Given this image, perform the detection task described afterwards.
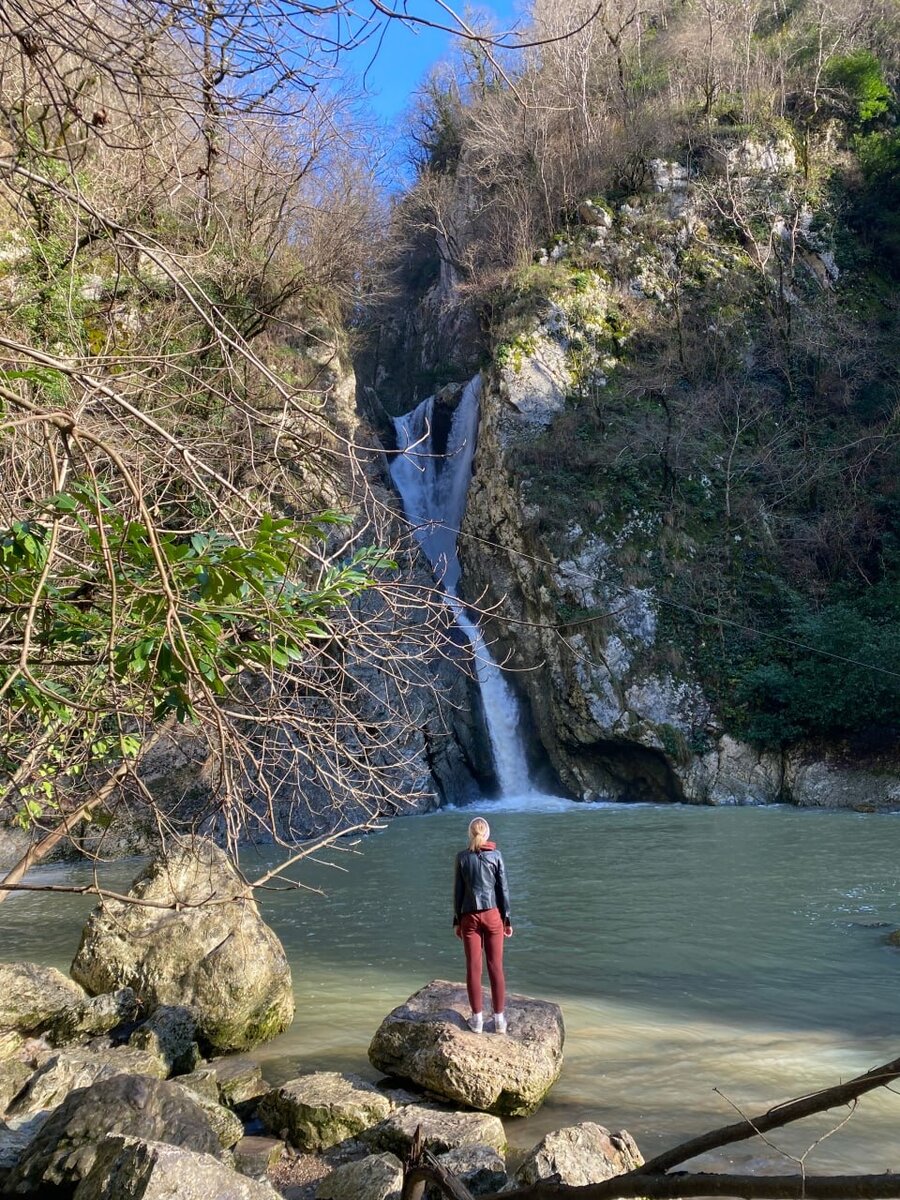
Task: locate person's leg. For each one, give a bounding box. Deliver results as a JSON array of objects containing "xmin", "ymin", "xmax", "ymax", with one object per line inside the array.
[
  {"xmin": 460, "ymin": 914, "xmax": 484, "ymax": 1016},
  {"xmin": 482, "ymin": 909, "xmax": 506, "ymax": 1017}
]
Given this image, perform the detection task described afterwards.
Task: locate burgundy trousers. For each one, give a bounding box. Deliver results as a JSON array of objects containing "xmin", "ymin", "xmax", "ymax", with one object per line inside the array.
[{"xmin": 459, "ymin": 907, "xmax": 505, "ymax": 1014}]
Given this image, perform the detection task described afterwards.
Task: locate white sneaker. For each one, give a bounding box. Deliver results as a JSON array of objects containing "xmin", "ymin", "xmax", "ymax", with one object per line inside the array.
[
  {"xmin": 467, "ymin": 1012, "xmax": 483, "ymax": 1034},
  {"xmin": 493, "ymin": 1012, "xmax": 507, "ymax": 1034}
]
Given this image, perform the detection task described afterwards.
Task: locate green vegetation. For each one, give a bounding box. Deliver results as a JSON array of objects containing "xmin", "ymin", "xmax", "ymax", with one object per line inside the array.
[
  {"xmin": 0, "ymin": 0, "xmax": 435, "ymax": 882},
  {"xmin": 385, "ymin": 0, "xmax": 900, "ymax": 754}
]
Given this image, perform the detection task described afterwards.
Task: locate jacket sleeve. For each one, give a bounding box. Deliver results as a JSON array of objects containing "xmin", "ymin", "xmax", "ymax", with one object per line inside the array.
[
  {"xmin": 453, "ymin": 853, "xmax": 464, "ymax": 926},
  {"xmin": 495, "ymin": 852, "xmax": 511, "ymax": 925}
]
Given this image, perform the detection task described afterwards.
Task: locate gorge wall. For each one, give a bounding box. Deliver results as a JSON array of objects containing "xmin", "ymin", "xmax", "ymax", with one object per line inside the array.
[{"xmin": 369, "ymin": 134, "xmax": 900, "ymax": 809}]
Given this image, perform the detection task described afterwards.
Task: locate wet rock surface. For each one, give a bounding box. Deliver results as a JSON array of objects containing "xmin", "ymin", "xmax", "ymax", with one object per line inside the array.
[
  {"xmin": 70, "ymin": 839, "xmax": 295, "ymax": 1053},
  {"xmin": 368, "ymin": 980, "xmax": 564, "ymax": 1116}
]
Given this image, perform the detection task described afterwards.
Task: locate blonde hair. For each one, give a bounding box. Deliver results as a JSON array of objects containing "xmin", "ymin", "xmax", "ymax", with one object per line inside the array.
[{"xmin": 467, "ymin": 817, "xmax": 490, "ymax": 851}]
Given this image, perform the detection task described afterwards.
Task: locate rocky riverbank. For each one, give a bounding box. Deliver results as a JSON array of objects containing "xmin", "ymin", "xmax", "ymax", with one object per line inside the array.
[{"xmin": 0, "ymin": 841, "xmax": 642, "ymax": 1199}]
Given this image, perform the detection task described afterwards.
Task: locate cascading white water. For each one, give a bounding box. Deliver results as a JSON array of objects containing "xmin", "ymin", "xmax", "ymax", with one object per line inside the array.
[{"xmin": 390, "ymin": 376, "xmax": 531, "ymax": 797}]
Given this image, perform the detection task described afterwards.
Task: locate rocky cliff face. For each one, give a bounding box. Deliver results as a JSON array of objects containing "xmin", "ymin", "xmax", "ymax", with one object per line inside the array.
[
  {"xmin": 456, "ymin": 143, "xmax": 900, "ymax": 809},
  {"xmin": 462, "ymin": 361, "xmax": 900, "ymax": 808}
]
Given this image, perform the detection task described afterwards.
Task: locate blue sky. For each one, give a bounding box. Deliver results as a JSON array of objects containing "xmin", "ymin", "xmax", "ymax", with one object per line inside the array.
[{"xmin": 344, "ymin": 0, "xmax": 525, "ymax": 124}]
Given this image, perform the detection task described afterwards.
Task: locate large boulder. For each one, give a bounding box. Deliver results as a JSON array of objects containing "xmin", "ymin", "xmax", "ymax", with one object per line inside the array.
[
  {"xmin": 361, "ymin": 1103, "xmax": 506, "ymax": 1157},
  {"xmin": 70, "ymin": 839, "xmax": 294, "ymax": 1053},
  {"xmin": 258, "ymin": 1072, "xmax": 393, "ymax": 1151},
  {"xmin": 6, "ymin": 1073, "xmax": 222, "ymax": 1193},
  {"xmin": 368, "ymin": 980, "xmax": 564, "ymax": 1117},
  {"xmin": 73, "ymin": 1135, "xmax": 282, "ymax": 1200},
  {"xmin": 8, "ymin": 1046, "xmax": 167, "ymax": 1116},
  {"xmin": 515, "ymin": 1122, "xmax": 643, "ymax": 1187},
  {"xmin": 0, "ymin": 963, "xmax": 86, "ymax": 1035},
  {"xmin": 316, "ymin": 1152, "xmax": 403, "ymax": 1200}
]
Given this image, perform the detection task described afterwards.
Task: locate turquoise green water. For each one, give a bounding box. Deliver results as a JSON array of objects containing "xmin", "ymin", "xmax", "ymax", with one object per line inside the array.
[{"xmin": 2, "ymin": 799, "xmax": 899, "ymax": 1173}]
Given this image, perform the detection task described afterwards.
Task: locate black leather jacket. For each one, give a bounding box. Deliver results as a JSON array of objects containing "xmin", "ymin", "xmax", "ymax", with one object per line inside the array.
[{"xmin": 453, "ymin": 846, "xmax": 511, "ymax": 926}]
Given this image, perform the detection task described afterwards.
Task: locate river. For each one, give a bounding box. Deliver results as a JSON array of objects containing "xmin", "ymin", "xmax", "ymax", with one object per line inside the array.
[{"xmin": 3, "ymin": 796, "xmax": 898, "ymax": 1174}]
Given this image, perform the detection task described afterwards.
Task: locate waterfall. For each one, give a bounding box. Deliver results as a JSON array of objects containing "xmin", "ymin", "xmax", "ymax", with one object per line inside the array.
[{"xmin": 390, "ymin": 376, "xmax": 531, "ymax": 797}]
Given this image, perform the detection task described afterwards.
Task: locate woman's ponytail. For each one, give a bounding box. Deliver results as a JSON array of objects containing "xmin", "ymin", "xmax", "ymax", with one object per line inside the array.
[{"xmin": 467, "ymin": 817, "xmax": 490, "ymax": 851}]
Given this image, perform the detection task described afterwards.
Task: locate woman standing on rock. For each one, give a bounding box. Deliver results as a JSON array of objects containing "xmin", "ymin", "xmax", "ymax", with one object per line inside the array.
[{"xmin": 453, "ymin": 817, "xmax": 513, "ymax": 1034}]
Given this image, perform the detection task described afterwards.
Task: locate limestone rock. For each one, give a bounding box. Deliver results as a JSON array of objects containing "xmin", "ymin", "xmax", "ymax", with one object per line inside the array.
[
  {"xmin": 47, "ymin": 989, "xmax": 138, "ymax": 1047},
  {"xmin": 207, "ymin": 1056, "xmax": 268, "ymax": 1108},
  {"xmin": 72, "ymin": 1134, "xmax": 282, "ymax": 1199},
  {"xmin": 258, "ymin": 1072, "xmax": 393, "ymax": 1151},
  {"xmin": 427, "ymin": 1144, "xmax": 508, "ymax": 1197},
  {"xmin": 233, "ymin": 1135, "xmax": 284, "ymax": 1179},
  {"xmin": 8, "ymin": 1045, "xmax": 167, "ymax": 1116},
  {"xmin": 172, "ymin": 1077, "xmax": 244, "ymax": 1148},
  {"xmin": 8, "ymin": 1074, "xmax": 222, "ymax": 1193},
  {"xmin": 515, "ymin": 1122, "xmax": 643, "ymax": 1187},
  {"xmin": 316, "ymin": 1151, "xmax": 403, "ymax": 1200},
  {"xmin": 0, "ymin": 1113, "xmax": 50, "ymax": 1182},
  {"xmin": 368, "ymin": 980, "xmax": 564, "ymax": 1117},
  {"xmin": 70, "ymin": 839, "xmax": 295, "ymax": 1053},
  {"xmin": 578, "ymin": 200, "xmax": 613, "ymax": 229},
  {"xmin": 788, "ymin": 757, "xmax": 900, "ymax": 811},
  {"xmin": 129, "ymin": 1004, "xmax": 201, "ymax": 1074},
  {"xmin": 0, "ymin": 1031, "xmax": 25, "ymax": 1063},
  {"xmin": 0, "ymin": 1059, "xmax": 33, "ymax": 1115},
  {"xmin": 361, "ymin": 1103, "xmax": 506, "ymax": 1157},
  {"xmin": 0, "ymin": 962, "xmax": 86, "ymax": 1035}
]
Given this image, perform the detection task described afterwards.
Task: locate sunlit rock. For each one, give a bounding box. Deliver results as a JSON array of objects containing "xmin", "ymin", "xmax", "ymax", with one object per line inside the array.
[
  {"xmin": 258, "ymin": 1072, "xmax": 394, "ymax": 1151},
  {"xmin": 73, "ymin": 1134, "xmax": 282, "ymax": 1200},
  {"xmin": 233, "ymin": 1135, "xmax": 284, "ymax": 1180},
  {"xmin": 361, "ymin": 1103, "xmax": 506, "ymax": 1157},
  {"xmin": 8, "ymin": 1074, "xmax": 221, "ymax": 1193},
  {"xmin": 368, "ymin": 980, "xmax": 564, "ymax": 1117},
  {"xmin": 70, "ymin": 839, "xmax": 294, "ymax": 1053},
  {"xmin": 8, "ymin": 1046, "xmax": 167, "ymax": 1116},
  {"xmin": 515, "ymin": 1122, "xmax": 643, "ymax": 1187},
  {"xmin": 0, "ymin": 962, "xmax": 86, "ymax": 1036},
  {"xmin": 171, "ymin": 1072, "xmax": 244, "ymax": 1149},
  {"xmin": 316, "ymin": 1151, "xmax": 403, "ymax": 1200}
]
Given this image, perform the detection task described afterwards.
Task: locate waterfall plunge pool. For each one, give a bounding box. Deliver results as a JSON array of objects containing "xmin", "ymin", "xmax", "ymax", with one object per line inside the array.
[{"xmin": 3, "ymin": 799, "xmax": 899, "ymax": 1175}]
